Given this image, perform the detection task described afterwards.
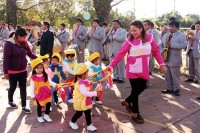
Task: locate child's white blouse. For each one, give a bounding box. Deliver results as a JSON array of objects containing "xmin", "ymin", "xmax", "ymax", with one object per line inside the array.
[{"xmin": 30, "ymin": 74, "xmax": 57, "ymax": 98}]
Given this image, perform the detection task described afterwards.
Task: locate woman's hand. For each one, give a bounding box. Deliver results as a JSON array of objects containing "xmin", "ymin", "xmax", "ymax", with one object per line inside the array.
[
  {"xmin": 107, "ymin": 66, "xmax": 113, "ymax": 72},
  {"xmin": 54, "ymin": 85, "xmax": 59, "ymax": 91},
  {"xmin": 4, "ymin": 74, "xmax": 9, "ymax": 80},
  {"xmin": 159, "ymin": 65, "xmax": 167, "ymax": 73}
]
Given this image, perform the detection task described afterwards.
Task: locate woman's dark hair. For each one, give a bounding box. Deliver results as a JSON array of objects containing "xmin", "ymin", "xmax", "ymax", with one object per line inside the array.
[
  {"xmin": 15, "ymin": 28, "xmax": 27, "ymax": 37},
  {"xmin": 129, "ymin": 20, "xmax": 146, "ymax": 42},
  {"xmin": 32, "ymin": 63, "xmax": 48, "ymax": 82}
]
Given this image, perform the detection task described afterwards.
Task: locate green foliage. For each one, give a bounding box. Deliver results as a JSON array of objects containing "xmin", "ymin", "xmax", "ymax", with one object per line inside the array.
[
  {"xmin": 0, "ymin": 0, "xmax": 199, "ymax": 29},
  {"xmin": 154, "ymin": 11, "xmax": 200, "ymax": 28},
  {"xmin": 110, "ymin": 9, "xmax": 135, "ymax": 29},
  {"xmin": 0, "ymin": 0, "xmax": 6, "ymax": 22},
  {"xmin": 181, "ymin": 14, "xmax": 200, "ymax": 27}
]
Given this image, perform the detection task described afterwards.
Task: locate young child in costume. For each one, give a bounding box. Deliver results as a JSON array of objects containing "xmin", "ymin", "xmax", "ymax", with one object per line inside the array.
[
  {"xmin": 38, "ymin": 54, "xmax": 52, "ymax": 111},
  {"xmin": 30, "ymin": 58, "xmax": 57, "ymax": 123},
  {"xmin": 62, "ymin": 49, "xmax": 77, "ymax": 103},
  {"xmin": 88, "ymin": 52, "xmax": 103, "ymax": 105},
  {"xmin": 49, "ymin": 53, "xmax": 66, "ymax": 105},
  {"xmin": 38, "ymin": 54, "xmax": 52, "ymax": 78},
  {"xmin": 69, "ymin": 63, "xmax": 100, "ymax": 131}
]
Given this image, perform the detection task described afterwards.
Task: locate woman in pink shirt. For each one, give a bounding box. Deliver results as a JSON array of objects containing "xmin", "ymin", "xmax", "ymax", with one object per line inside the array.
[{"xmin": 109, "ymin": 21, "xmax": 166, "ymax": 124}]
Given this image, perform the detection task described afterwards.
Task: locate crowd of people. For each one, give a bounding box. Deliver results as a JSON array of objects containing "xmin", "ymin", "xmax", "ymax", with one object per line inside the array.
[{"xmin": 1, "ymin": 16, "xmax": 200, "ymax": 131}]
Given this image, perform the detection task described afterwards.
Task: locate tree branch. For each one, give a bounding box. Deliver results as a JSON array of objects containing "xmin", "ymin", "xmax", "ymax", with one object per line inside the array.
[
  {"xmin": 111, "ymin": 0, "xmax": 126, "ymax": 7},
  {"xmin": 17, "ymin": 0, "xmax": 53, "ymax": 11}
]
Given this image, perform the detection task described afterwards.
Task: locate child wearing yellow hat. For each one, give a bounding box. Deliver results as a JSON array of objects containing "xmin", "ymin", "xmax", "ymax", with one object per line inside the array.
[
  {"xmin": 30, "ymin": 58, "xmax": 58, "ymax": 123},
  {"xmin": 88, "ymin": 52, "xmax": 103, "ymax": 105},
  {"xmin": 69, "ymin": 63, "xmax": 99, "ymax": 131},
  {"xmin": 49, "ymin": 53, "xmax": 66, "ymax": 105},
  {"xmin": 62, "ymin": 49, "xmax": 77, "ymax": 103},
  {"xmin": 38, "ymin": 54, "xmax": 52, "ymax": 79}
]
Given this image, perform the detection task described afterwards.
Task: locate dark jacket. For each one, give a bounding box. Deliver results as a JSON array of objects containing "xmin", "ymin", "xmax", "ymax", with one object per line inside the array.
[
  {"xmin": 3, "ymin": 37, "xmax": 37, "ymax": 74},
  {"xmin": 40, "ymin": 30, "xmax": 54, "ymax": 56}
]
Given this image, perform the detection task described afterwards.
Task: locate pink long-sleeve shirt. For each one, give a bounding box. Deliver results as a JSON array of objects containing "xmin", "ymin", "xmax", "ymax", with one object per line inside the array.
[{"xmin": 110, "ymin": 34, "xmax": 164, "ymax": 80}]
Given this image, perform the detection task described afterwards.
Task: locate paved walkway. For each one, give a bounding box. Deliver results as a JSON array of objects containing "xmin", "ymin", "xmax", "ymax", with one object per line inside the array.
[{"xmin": 0, "ymin": 47, "xmax": 200, "ymax": 133}]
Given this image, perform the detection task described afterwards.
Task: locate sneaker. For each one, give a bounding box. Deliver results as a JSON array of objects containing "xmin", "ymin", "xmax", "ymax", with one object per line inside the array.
[
  {"xmin": 95, "ymin": 100, "xmax": 103, "ymax": 105},
  {"xmin": 69, "ymin": 121, "xmax": 78, "ymax": 130},
  {"xmin": 22, "ymin": 107, "xmax": 32, "ymax": 114},
  {"xmin": 196, "ymin": 96, "xmax": 200, "ymax": 100},
  {"xmin": 87, "ymin": 123, "xmax": 97, "ymax": 131},
  {"xmin": 161, "ymin": 89, "xmax": 173, "ymax": 94},
  {"xmin": 194, "ymin": 80, "xmax": 199, "ymax": 84},
  {"xmin": 185, "ymin": 79, "xmax": 194, "ymax": 82},
  {"xmin": 174, "ymin": 90, "xmax": 180, "ymax": 96},
  {"xmin": 55, "ymin": 101, "xmax": 62, "ymax": 106},
  {"xmin": 68, "ymin": 98, "xmax": 74, "ymax": 103},
  {"xmin": 44, "ymin": 114, "xmax": 52, "ymax": 122},
  {"xmin": 113, "ymin": 79, "xmax": 118, "ymax": 82},
  {"xmin": 132, "ymin": 113, "xmax": 144, "ymax": 124},
  {"xmin": 8, "ymin": 102, "xmax": 18, "ymax": 109},
  {"xmin": 37, "ymin": 117, "xmax": 45, "ymax": 123},
  {"xmin": 117, "ymin": 80, "xmax": 125, "ymax": 83}
]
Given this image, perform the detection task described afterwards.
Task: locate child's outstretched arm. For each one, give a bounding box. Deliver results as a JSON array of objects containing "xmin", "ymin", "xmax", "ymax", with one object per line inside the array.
[
  {"xmin": 62, "ymin": 62, "xmax": 74, "ymax": 75},
  {"xmin": 79, "ymin": 84, "xmax": 97, "ymax": 97},
  {"xmin": 48, "ymin": 78, "xmax": 57, "ymax": 88}
]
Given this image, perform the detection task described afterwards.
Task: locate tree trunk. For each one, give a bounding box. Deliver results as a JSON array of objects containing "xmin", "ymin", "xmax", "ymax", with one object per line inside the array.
[
  {"xmin": 93, "ymin": 0, "xmax": 112, "ymax": 26},
  {"xmin": 6, "ymin": 0, "xmax": 17, "ymax": 26}
]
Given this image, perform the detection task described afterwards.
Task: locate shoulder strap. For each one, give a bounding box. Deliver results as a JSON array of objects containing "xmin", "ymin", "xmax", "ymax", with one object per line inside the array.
[
  {"xmin": 56, "ymin": 31, "xmax": 66, "ymax": 37},
  {"xmin": 27, "ymin": 34, "xmax": 32, "ymax": 40}
]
